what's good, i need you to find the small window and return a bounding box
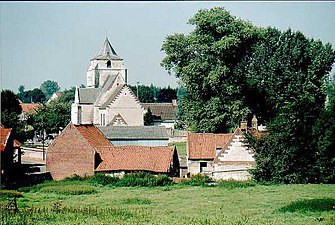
[200,162,207,172]
[107,60,111,68]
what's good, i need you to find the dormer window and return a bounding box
[107,60,111,68]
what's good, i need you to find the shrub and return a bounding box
[40,185,96,195]
[180,174,212,186]
[0,190,23,199]
[217,179,256,189]
[118,172,172,187]
[279,198,335,213]
[88,173,120,186]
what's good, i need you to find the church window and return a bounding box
[107,60,111,68]
[100,114,106,126]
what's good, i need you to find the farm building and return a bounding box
[187,128,255,180]
[47,123,179,180]
[95,146,179,177]
[98,126,169,146]
[142,100,178,129]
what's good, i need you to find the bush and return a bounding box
[118,172,172,187]
[0,190,23,199]
[88,174,120,186]
[40,185,96,195]
[180,174,212,186]
[217,179,256,189]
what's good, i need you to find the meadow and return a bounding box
[1,178,335,225]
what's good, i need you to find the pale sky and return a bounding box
[1,1,335,93]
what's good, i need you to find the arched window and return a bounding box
[107,60,111,68]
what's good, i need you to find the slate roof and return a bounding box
[95,146,176,173]
[78,88,101,104]
[20,103,41,114]
[93,38,122,60]
[101,84,126,107]
[74,124,112,147]
[142,103,177,121]
[188,133,233,160]
[98,126,169,140]
[0,126,12,151]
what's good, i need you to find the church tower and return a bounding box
[86,38,127,88]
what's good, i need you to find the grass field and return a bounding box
[2,181,335,225]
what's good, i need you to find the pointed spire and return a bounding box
[93,37,122,60]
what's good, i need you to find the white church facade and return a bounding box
[71,38,146,126]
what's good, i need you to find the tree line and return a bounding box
[161,7,335,183]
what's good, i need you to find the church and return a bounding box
[71,38,146,126]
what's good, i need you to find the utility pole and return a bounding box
[136,81,140,98]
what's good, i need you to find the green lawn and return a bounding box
[169,142,187,157]
[3,182,335,225]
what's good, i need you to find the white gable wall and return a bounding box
[107,87,145,126]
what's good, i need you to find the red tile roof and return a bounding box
[74,124,112,147]
[95,146,176,173]
[20,103,41,114]
[188,133,233,160]
[0,126,12,151]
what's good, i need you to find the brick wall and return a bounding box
[46,124,95,180]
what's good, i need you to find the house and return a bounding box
[47,92,62,103]
[142,100,178,129]
[71,37,146,126]
[19,103,41,121]
[47,123,179,180]
[98,126,169,146]
[95,146,179,177]
[0,125,22,175]
[187,128,255,181]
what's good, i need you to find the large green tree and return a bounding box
[40,80,60,100]
[161,7,335,183]
[1,90,21,129]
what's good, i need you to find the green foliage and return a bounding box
[87,173,120,186]
[0,190,23,199]
[180,174,212,186]
[57,87,75,103]
[162,7,335,183]
[40,185,96,195]
[119,172,172,187]
[40,80,60,100]
[156,86,177,103]
[129,84,177,103]
[144,107,154,126]
[18,87,46,103]
[279,198,335,213]
[1,89,21,129]
[30,100,71,133]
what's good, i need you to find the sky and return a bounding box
[1,1,335,93]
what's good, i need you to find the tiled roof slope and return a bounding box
[142,103,177,121]
[0,126,12,151]
[98,126,169,140]
[93,38,122,60]
[188,133,233,160]
[74,124,112,147]
[20,103,41,114]
[78,88,101,104]
[95,146,176,173]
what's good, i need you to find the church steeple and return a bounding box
[93,37,122,60]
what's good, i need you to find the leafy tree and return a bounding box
[57,87,75,103]
[40,80,60,100]
[17,87,46,103]
[161,7,335,183]
[157,86,177,103]
[144,108,154,126]
[30,100,71,134]
[1,90,21,129]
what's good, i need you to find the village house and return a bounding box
[187,128,255,181]
[19,103,41,121]
[142,100,178,129]
[71,37,146,126]
[1,125,22,175]
[46,123,179,180]
[98,126,169,146]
